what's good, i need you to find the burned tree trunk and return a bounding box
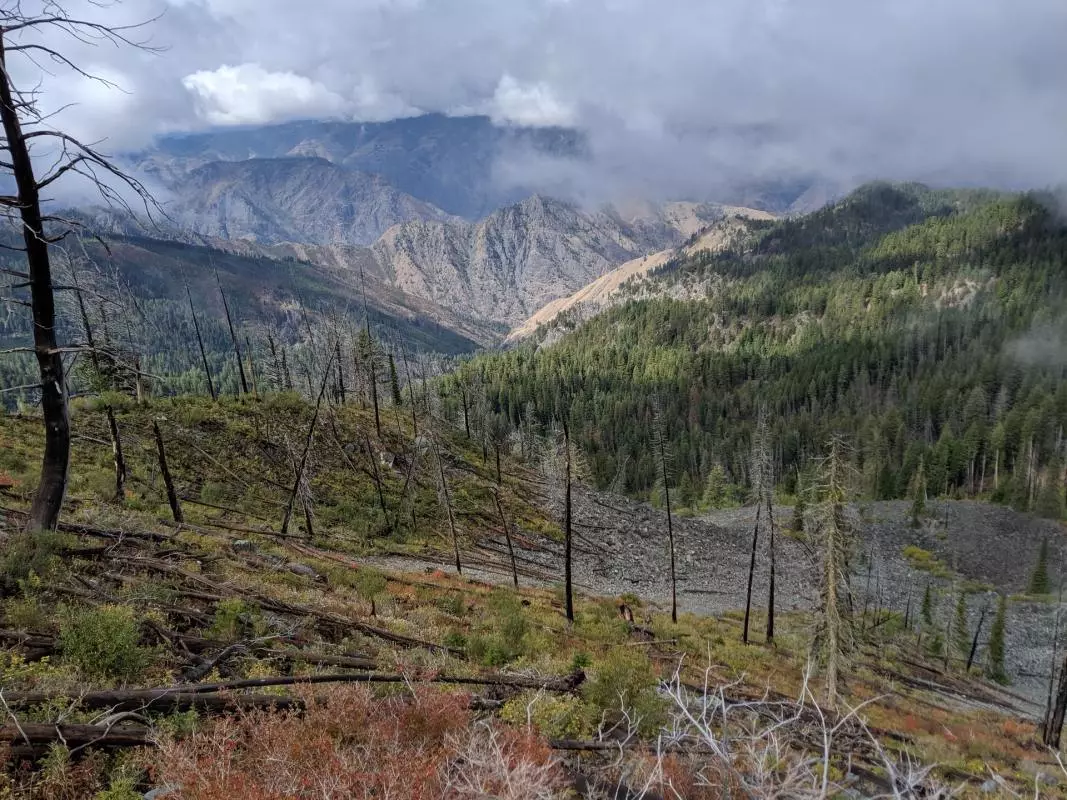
[153,421,184,524]
[106,407,126,503]
[563,417,574,623]
[70,261,125,503]
[0,34,69,532]
[215,267,248,395]
[335,340,346,404]
[1044,652,1067,748]
[245,335,259,399]
[742,504,762,644]
[188,280,215,397]
[766,491,776,643]
[434,441,462,574]
[493,488,519,588]
[281,355,333,535]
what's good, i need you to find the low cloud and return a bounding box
[182,64,348,126]
[490,75,576,128]
[5,0,1066,203]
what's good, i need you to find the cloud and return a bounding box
[490,75,575,127]
[3,0,1066,203]
[182,64,348,125]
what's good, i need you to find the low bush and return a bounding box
[582,649,666,735]
[152,685,564,799]
[58,604,149,682]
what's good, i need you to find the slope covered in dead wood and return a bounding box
[0,397,1063,798]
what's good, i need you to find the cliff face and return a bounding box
[159,158,456,246]
[370,196,720,327]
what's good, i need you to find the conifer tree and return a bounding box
[701,464,731,509]
[986,594,1008,684]
[811,435,857,707]
[389,353,403,407]
[921,584,934,627]
[953,592,970,660]
[909,458,927,528]
[1029,538,1050,595]
[792,468,806,533]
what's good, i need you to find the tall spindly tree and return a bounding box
[0,3,158,532]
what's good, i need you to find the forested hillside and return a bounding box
[457,184,1067,516]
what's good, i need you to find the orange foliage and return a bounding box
[152,686,564,799]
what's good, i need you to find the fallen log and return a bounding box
[0,722,151,751]
[4,670,586,712]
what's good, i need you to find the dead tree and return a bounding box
[153,420,183,524]
[547,415,577,623]
[743,409,773,644]
[357,265,381,436]
[281,351,334,536]
[358,328,381,437]
[186,279,216,400]
[67,258,125,502]
[0,5,157,531]
[652,401,678,623]
[245,335,259,399]
[399,339,418,436]
[493,488,519,588]
[432,438,462,574]
[811,435,858,708]
[214,265,248,395]
[1046,651,1067,748]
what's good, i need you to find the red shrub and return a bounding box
[152,686,565,799]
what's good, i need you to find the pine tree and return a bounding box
[921,585,934,627]
[1029,538,1051,595]
[812,435,857,707]
[909,458,927,528]
[792,469,806,532]
[701,464,732,509]
[986,594,1008,684]
[389,353,402,407]
[953,592,970,660]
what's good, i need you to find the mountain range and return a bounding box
[55,114,829,354]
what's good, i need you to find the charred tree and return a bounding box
[0,10,158,530]
[186,281,216,401]
[153,420,184,524]
[493,488,519,588]
[281,353,333,535]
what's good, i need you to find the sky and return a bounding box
[5,0,1067,203]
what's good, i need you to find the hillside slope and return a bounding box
[506,205,775,341]
[0,395,1057,797]
[458,183,1067,518]
[370,196,724,327]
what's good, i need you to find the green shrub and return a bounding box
[500,691,595,739]
[466,591,529,666]
[574,601,630,644]
[435,592,467,617]
[902,545,951,578]
[59,604,149,681]
[208,598,258,641]
[352,567,388,616]
[583,649,665,735]
[0,531,64,587]
[200,481,228,505]
[94,778,142,800]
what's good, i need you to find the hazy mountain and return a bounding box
[134,114,585,219]
[151,157,457,246]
